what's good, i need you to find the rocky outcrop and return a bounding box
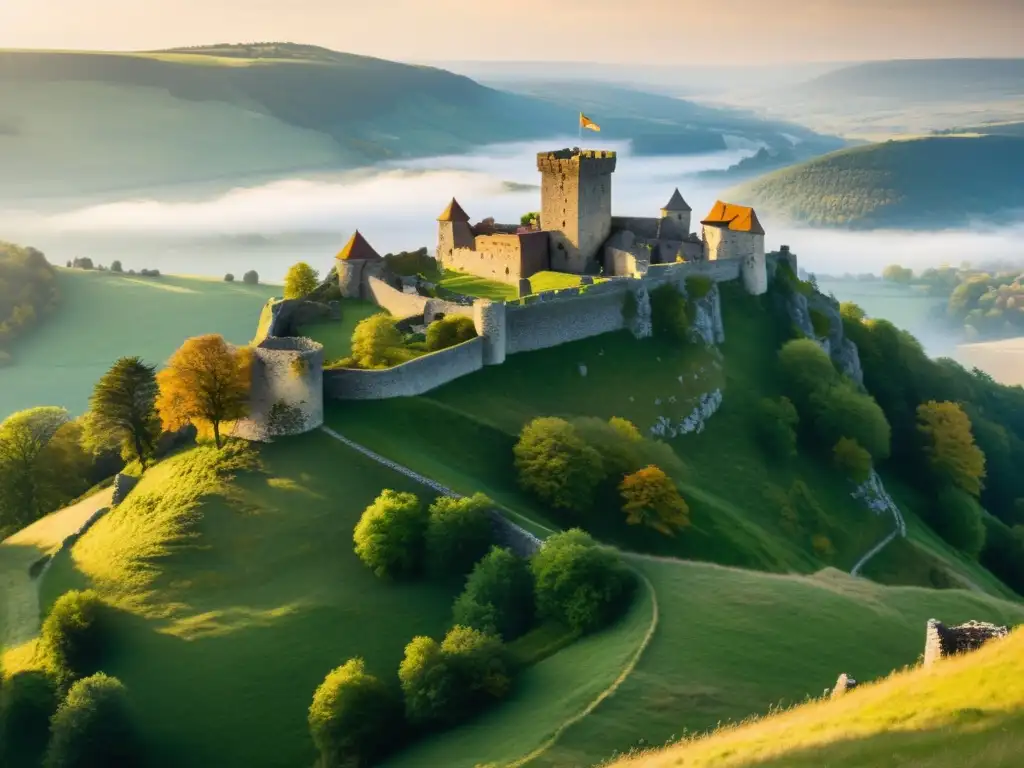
[111,473,139,506]
[629,282,653,339]
[923,619,1010,666]
[650,389,723,439]
[689,283,725,347]
[781,288,864,387]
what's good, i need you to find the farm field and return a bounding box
[0,269,273,419]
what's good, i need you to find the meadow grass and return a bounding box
[528,557,1024,767]
[609,626,1024,768]
[0,269,273,419]
[32,433,461,767]
[297,299,383,362]
[438,270,593,301]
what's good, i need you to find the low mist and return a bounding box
[3,137,1023,292]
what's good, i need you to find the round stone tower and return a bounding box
[473,299,507,366]
[336,230,382,299]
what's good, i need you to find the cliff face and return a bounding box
[786,289,864,387]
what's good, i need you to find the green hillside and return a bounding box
[608,626,1024,768]
[730,135,1024,228]
[0,269,272,420]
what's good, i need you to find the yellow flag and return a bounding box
[580,112,601,132]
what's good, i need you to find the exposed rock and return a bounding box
[923,619,1010,666]
[831,673,858,699]
[111,473,139,506]
[780,287,864,387]
[689,283,726,347]
[650,389,723,439]
[630,283,653,339]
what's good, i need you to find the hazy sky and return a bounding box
[2,0,1023,65]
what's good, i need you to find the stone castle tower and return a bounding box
[537,149,617,274]
[435,198,474,266]
[659,188,692,240]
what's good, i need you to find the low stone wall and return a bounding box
[253,298,333,343]
[923,619,1010,666]
[642,258,742,288]
[367,276,474,323]
[232,336,325,442]
[324,337,484,400]
[505,282,630,355]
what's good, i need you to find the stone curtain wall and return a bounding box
[642,258,742,288]
[231,336,325,442]
[324,337,484,400]
[505,282,631,355]
[367,277,474,323]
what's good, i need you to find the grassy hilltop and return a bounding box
[0,269,272,420]
[730,135,1024,229]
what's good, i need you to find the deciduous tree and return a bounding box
[284,262,319,299]
[619,465,691,535]
[44,673,140,768]
[155,335,252,449]
[84,357,160,468]
[916,401,986,496]
[513,418,604,513]
[350,314,403,369]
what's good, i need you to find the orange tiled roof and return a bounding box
[701,201,765,235]
[336,230,382,261]
[437,198,471,223]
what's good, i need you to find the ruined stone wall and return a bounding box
[923,619,1010,666]
[323,337,485,400]
[232,336,325,442]
[367,276,430,318]
[504,281,631,355]
[641,258,742,288]
[445,234,525,285]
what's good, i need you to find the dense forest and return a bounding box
[0,242,59,366]
[731,135,1024,229]
[880,263,1024,340]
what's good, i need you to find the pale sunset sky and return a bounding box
[1,0,1022,64]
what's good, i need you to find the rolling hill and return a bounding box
[0,43,842,199]
[729,135,1024,229]
[609,626,1024,768]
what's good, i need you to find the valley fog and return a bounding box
[3,136,1023,287]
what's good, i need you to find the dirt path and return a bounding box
[0,488,113,650]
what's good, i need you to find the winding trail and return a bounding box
[318,425,659,768]
[850,471,907,577]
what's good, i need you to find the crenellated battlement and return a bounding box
[536,148,617,175]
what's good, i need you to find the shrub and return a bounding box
[573,416,681,484]
[530,529,636,633]
[0,670,58,768]
[513,418,604,514]
[619,465,691,536]
[110,260,123,273]
[243,270,259,285]
[833,437,872,483]
[778,339,838,404]
[224,273,235,282]
[44,673,140,768]
[809,308,831,337]
[685,275,713,300]
[353,490,427,579]
[284,262,320,299]
[308,658,401,768]
[930,486,987,558]
[649,284,690,341]
[453,547,535,641]
[399,626,510,728]
[425,315,477,352]
[351,314,404,369]
[754,397,799,459]
[40,590,107,691]
[812,534,836,560]
[424,493,494,579]
[809,383,891,461]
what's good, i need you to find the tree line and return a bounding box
[0,243,59,367]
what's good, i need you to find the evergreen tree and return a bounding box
[84,357,160,468]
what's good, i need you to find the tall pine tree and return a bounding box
[85,357,160,468]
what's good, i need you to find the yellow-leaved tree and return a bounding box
[916,400,987,497]
[619,464,690,536]
[156,334,252,448]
